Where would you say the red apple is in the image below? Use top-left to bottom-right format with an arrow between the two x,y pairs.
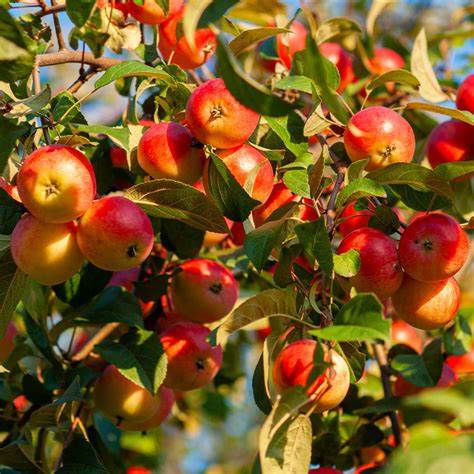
320,42 -> 355,92
446,345 -> 474,376
368,47 -> 405,74
456,74 -> 474,113
276,21 -> 307,69
97,0 -> 129,16
0,321 -> 18,364
337,199 -> 376,237
391,320 -> 423,353
127,0 -> 183,24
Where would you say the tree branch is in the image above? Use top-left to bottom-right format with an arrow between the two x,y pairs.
50,0 -> 66,50
33,57 -> 51,145
34,4 -> 66,17
37,50 -> 122,69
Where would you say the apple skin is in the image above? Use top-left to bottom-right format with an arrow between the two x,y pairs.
126,0 -> 183,24
160,322 -> 223,391
276,21 -> 307,68
0,321 -> 18,364
426,120 -> 474,168
446,345 -> 474,376
93,365 -> 159,423
252,181 -> 294,228
203,144 -> 274,204
399,213 -> 468,282
159,7 -> 216,70
393,363 -> 457,397
456,74 -> 474,113
319,42 -> 355,92
137,122 -> 204,184
392,275 -> 460,330
391,320 -> 423,353
0,177 -> 21,202
273,339 -> 350,413
338,200 -> 376,237
17,145 -> 96,224
170,258 -> 238,324
119,386 -> 174,431
368,47 -> 405,74
11,215 -> 85,285
343,106 -> 415,171
77,196 -> 154,272
337,227 -> 403,300
127,467 -> 151,474
185,78 -> 260,149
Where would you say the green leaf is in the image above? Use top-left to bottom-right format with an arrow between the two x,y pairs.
66,0 -> 95,27
275,75 -> 312,94
392,354 -> 433,387
335,177 -> 387,208
366,163 -> 454,200
434,161 -> 474,181
316,17 -> 362,44
405,102 -> 474,125
216,288 -> 297,345
205,152 -> 260,222
368,206 -> 400,234
0,117 -> 30,171
422,339 -> 443,384
216,34 -> 297,117
366,69 -> 420,91
311,293 -> 389,342
96,328 -> 167,394
4,85 -> 51,118
71,123 -> 131,150
0,252 -> 27,338
51,91 -> 87,125
125,178 -> 229,232
161,219 -> 204,259
0,234 -> 9,258
303,105 -> 333,137
182,0 -> 213,48
230,27 -> 289,56
366,0 -> 392,36
79,286 -> 144,327
334,249 -> 360,278
295,218 -> 333,273
411,28 -> 448,103
198,0 -> 239,28
282,169 -> 311,198
0,440 -> 38,471
252,354 -> 272,415
57,437 -> 108,474
390,184 -> 449,212
339,342 -> 366,382
265,113 -> 309,159
94,61 -> 174,89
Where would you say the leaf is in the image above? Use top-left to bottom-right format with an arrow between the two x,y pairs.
335,177 -> 387,208
347,159 -> 370,182
366,0 -> 392,36
434,161 -> 474,181
405,102 -> 474,125
410,28 -> 448,103
366,69 -> 420,91
282,169 -> 311,198
422,339 -> 443,384
334,249 -> 360,278
275,75 -> 312,94
161,219 -> 204,259
316,17 -> 362,44
252,354 -> 272,414
4,85 -> 51,118
182,0 -> 213,49
216,288 -> 297,345
71,123 -> 131,150
390,184 -> 449,212
198,0 -> 239,28
125,178 -> 228,232
391,354 -> 433,387
57,437 -> 108,474
205,152 -> 260,222
66,0 -> 95,27
339,342 -> 366,382
368,206 -> 400,234
0,117 -> 30,171
366,163 -> 454,200
0,234 -> 10,259
96,328 -> 167,394
265,113 -> 309,159
0,252 -> 27,338
309,151 -> 325,198
303,105 -> 332,136
215,35 -> 297,117
311,293 -> 389,342
94,61 -> 174,89
0,440 -> 38,471
295,218 -> 333,273
230,27 -> 289,56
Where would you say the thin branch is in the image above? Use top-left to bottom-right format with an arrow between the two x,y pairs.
70,322 -> 120,363
50,0 -> 66,50
37,50 -> 122,69
34,4 -> 66,17
33,58 -> 51,145
67,66 -> 98,94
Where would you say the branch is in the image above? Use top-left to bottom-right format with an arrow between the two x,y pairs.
50,0 -> 66,50
37,50 -> 122,69
34,4 -> 66,17
33,57 -> 51,145
67,66 -> 99,94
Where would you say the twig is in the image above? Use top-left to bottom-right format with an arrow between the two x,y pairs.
33,58 -> 51,145
37,50 -> 122,69
34,4 -> 66,17
51,0 -> 66,50
67,66 -> 98,94
70,322 -> 120,363
372,342 -> 402,447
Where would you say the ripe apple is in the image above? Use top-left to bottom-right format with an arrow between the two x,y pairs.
137,121 -> 204,184
13,394 -> 31,413
127,468 -> 151,474
273,339 -> 350,413
336,227 -> 403,300
0,321 -> 18,364
456,74 -> 474,113
343,106 -> 415,170
127,0 -> 183,24
391,320 -> 423,353
17,145 -> 96,223
109,146 -> 128,169
93,365 -> 160,423
203,144 -> 274,204
446,345 -> 474,376
319,42 -> 355,92
160,322 -> 223,391
337,199 -> 376,237
170,258 -> 238,323
399,213 -> 468,281
252,181 -> 294,227
360,446 -> 386,465
119,386 -> 174,431
392,275 -> 460,330
159,7 -> 216,70
185,78 -> 260,149
11,215 -> 85,285
0,177 -> 21,202
276,21 -> 307,69
368,47 -> 405,74
425,120 -> 474,168
77,196 -> 154,271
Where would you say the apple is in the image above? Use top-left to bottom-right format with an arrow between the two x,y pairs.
252,181 -> 294,227
11,215 -> 85,285
185,78 -> 260,149
319,42 -> 355,92
137,121 -> 204,184
337,199 -> 376,237
392,275 -> 460,330
77,196 -> 154,272
456,74 -> 474,113
426,120 -> 474,168
159,7 -> 216,70
391,320 -> 423,353
360,446 -> 386,465
445,345 -> 474,376
119,386 -> 174,431
17,145 -> 96,223
0,321 -> 18,364
93,365 -> 160,424
343,106 -> 415,170
97,0 -> 129,16
160,322 -> 223,391
276,21 -> 307,69
273,339 -> 350,413
127,468 -> 151,474
368,47 -> 405,74
0,177 -> 21,202
336,227 -> 403,300
12,394 -> 31,413
170,258 -> 238,323
399,212 -> 468,281
127,0 -> 183,24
